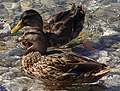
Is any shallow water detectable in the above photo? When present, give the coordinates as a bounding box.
[0,0,120,91]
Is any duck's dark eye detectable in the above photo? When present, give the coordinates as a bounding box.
[23,18,29,26]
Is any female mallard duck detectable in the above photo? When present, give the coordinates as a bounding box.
[11,4,85,47]
[14,30,111,89]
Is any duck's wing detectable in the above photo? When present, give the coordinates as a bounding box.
[47,3,76,24]
[44,5,86,47]
[48,10,72,24]
[44,4,85,38]
[46,51,110,83]
[45,17,74,47]
[43,8,72,33]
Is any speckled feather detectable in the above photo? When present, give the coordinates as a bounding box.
[22,50,110,85]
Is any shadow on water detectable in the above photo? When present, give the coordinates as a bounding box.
[97,34,120,49]
[0,85,7,91]
[41,84,120,91]
[72,34,120,56]
[0,32,13,39]
[67,84,106,91]
[69,85,120,91]
[65,84,106,91]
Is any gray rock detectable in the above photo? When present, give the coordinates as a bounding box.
[1,71,17,80]
[0,23,11,33]
[0,66,9,75]
[0,85,7,91]
[20,0,33,11]
[2,0,18,2]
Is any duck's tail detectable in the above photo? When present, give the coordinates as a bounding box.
[84,66,111,83]
[93,66,111,82]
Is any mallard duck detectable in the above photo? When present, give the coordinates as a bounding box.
[14,30,111,89]
[11,4,85,47]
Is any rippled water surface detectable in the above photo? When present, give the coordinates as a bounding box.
[0,0,120,91]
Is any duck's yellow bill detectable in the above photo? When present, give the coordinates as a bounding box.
[11,20,24,33]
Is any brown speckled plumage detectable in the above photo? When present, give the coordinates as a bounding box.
[22,49,110,86]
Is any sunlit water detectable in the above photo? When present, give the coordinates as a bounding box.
[0,0,120,91]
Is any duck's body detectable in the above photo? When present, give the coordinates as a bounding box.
[14,30,111,87]
[11,4,85,47]
[22,48,110,87]
[44,4,85,46]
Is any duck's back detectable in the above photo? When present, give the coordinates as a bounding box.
[22,49,110,85]
[44,5,86,47]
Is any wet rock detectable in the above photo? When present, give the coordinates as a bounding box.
[97,56,111,64]
[0,85,7,91]
[101,0,118,5]
[3,80,23,91]
[0,4,8,20]
[0,4,4,9]
[0,23,11,33]
[0,45,8,51]
[1,71,17,80]
[20,0,33,11]
[8,46,24,56]
[9,67,21,73]
[40,0,56,8]
[0,66,9,75]
[13,59,21,67]
[0,59,11,67]
[2,0,17,2]
[28,80,44,91]
[0,0,3,3]
[103,74,120,87]
[99,50,108,57]
[3,77,33,91]
[2,2,19,10]
[14,77,33,86]
[0,41,6,46]
[111,65,120,73]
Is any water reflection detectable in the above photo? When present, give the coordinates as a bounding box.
[0,0,120,90]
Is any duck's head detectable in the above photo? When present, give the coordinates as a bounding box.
[11,9,43,34]
[15,32,48,55]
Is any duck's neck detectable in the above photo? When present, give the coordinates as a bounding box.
[24,28,49,55]
[24,26,43,33]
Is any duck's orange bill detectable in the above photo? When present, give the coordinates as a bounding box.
[11,20,24,33]
[12,39,28,43]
